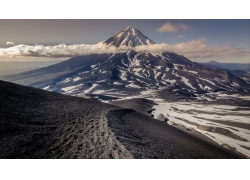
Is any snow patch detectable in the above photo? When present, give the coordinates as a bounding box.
[61,84,83,93]
[43,86,50,90]
[125,83,141,89]
[73,77,81,82]
[113,82,123,85]
[59,78,70,84]
[84,84,98,94]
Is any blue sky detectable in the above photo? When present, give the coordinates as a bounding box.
[0,19,248,47]
[0,19,249,63]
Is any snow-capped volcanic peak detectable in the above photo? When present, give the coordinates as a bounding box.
[104,26,155,48]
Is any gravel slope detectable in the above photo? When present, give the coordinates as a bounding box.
[107,109,243,158]
[0,80,132,158]
[0,80,243,158]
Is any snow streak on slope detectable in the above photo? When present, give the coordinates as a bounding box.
[151,100,250,158]
[61,84,83,93]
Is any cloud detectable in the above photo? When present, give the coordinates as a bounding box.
[0,39,249,62]
[157,22,190,33]
[6,41,14,45]
[177,24,189,31]
[134,38,249,61]
[176,35,186,39]
[157,22,177,32]
[0,42,120,58]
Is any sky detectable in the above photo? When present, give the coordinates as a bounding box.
[0,19,249,63]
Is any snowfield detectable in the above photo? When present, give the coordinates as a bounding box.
[151,100,250,158]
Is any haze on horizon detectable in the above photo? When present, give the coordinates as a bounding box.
[0,19,249,64]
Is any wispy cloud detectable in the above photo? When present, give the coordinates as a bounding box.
[177,24,189,31]
[0,39,249,62]
[0,43,119,58]
[176,35,186,39]
[134,38,249,60]
[157,22,190,33]
[6,41,14,45]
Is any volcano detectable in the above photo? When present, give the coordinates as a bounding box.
[2,26,249,101]
[104,26,155,47]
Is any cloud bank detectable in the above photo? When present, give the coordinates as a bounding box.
[157,22,190,33]
[6,41,14,45]
[0,39,249,62]
[135,38,249,60]
[0,43,119,58]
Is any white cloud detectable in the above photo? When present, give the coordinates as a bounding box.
[157,22,177,32]
[0,42,119,58]
[176,23,189,31]
[157,22,190,33]
[134,38,249,60]
[6,41,14,45]
[0,39,249,62]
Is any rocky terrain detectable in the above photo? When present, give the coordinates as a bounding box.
[0,80,244,158]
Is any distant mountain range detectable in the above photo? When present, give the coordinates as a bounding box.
[201,60,250,71]
[2,26,249,100]
[0,60,63,77]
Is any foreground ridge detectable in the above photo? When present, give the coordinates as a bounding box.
[0,80,243,158]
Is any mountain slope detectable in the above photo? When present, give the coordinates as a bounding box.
[0,80,243,158]
[3,50,249,99]
[201,61,250,71]
[2,26,249,101]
